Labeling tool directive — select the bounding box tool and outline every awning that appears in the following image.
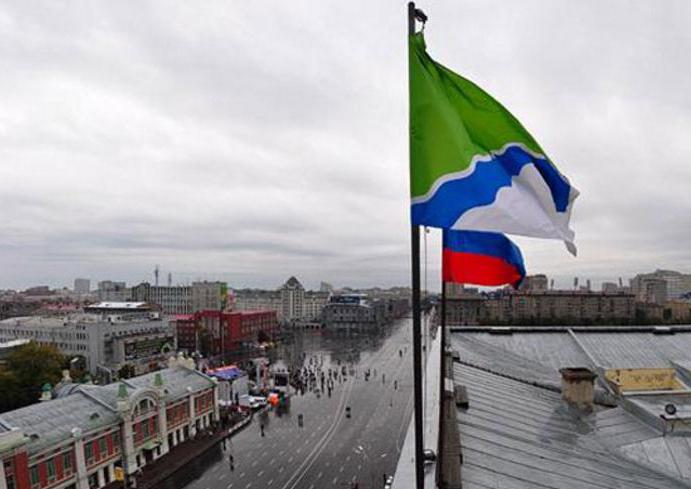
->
[140,439,161,451]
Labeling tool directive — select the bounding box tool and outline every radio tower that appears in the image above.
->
[154,265,160,286]
[167,272,172,287]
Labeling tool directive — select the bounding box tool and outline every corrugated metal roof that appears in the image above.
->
[455,363,689,489]
[453,330,691,371]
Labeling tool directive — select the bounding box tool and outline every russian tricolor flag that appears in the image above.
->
[443,229,526,289]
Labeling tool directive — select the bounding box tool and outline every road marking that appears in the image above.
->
[227,484,233,489]
[346,455,350,461]
[332,477,338,485]
[257,470,264,477]
[251,460,258,467]
[267,479,273,486]
[288,456,293,463]
[246,483,253,489]
[239,472,245,479]
[219,473,227,480]
[339,466,344,473]
[279,466,284,473]
[317,472,322,479]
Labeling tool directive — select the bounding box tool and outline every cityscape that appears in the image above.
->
[1,2,691,489]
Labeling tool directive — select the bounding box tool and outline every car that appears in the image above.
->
[384,475,394,488]
[250,396,267,407]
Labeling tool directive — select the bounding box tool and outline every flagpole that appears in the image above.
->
[408,2,425,488]
[438,242,447,480]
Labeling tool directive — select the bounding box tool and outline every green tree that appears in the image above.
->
[5,341,64,410]
[0,367,20,413]
[117,364,135,380]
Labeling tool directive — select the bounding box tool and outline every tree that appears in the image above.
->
[4,341,64,411]
[117,364,136,380]
[0,367,20,413]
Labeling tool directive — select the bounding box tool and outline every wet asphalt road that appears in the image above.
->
[176,318,414,489]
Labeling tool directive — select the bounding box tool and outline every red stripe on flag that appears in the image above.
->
[443,249,523,287]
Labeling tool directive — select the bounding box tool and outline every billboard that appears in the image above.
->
[124,335,175,361]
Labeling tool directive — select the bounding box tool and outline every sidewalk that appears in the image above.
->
[103,412,253,489]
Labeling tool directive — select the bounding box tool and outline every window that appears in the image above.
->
[6,475,15,489]
[85,441,94,463]
[142,421,150,439]
[112,431,120,448]
[47,459,56,480]
[99,437,107,456]
[63,453,72,473]
[30,466,39,487]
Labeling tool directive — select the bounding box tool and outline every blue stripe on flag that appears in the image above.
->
[412,145,571,228]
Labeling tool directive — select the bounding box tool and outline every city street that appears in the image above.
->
[168,319,415,489]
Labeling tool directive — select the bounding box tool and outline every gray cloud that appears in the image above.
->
[0,0,690,291]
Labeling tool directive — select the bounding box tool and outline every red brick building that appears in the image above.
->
[173,310,278,355]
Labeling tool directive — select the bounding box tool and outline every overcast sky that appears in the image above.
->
[1,1,690,292]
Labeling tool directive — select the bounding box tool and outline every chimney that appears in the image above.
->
[560,367,597,412]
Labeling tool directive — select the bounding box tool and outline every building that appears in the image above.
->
[279,276,304,321]
[130,282,227,315]
[97,281,128,302]
[303,291,330,321]
[518,274,548,292]
[234,278,329,322]
[427,326,691,488]
[601,281,619,293]
[73,279,90,295]
[233,289,282,317]
[0,310,175,378]
[631,270,691,302]
[446,290,636,326]
[0,362,218,489]
[631,275,668,304]
[321,294,385,330]
[174,310,278,355]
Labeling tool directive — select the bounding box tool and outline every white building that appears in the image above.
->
[130,281,227,314]
[280,276,304,321]
[97,281,128,302]
[631,270,691,301]
[0,311,175,378]
[73,279,91,295]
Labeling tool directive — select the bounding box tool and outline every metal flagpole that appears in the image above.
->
[438,243,447,482]
[408,3,425,488]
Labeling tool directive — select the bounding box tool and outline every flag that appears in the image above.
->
[409,32,579,254]
[443,229,526,288]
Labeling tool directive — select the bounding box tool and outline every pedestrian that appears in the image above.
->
[394,380,398,390]
[260,424,265,437]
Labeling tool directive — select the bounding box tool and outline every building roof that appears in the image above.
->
[85,302,149,310]
[450,328,691,487]
[0,366,214,456]
[0,391,120,455]
[454,363,688,489]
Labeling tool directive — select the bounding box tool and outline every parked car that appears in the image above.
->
[239,395,262,410]
[384,475,394,488]
[250,395,267,407]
